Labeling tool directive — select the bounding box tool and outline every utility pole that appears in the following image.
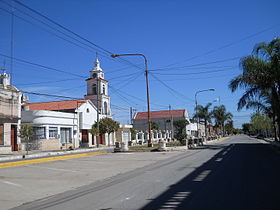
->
[111,53,152,147]
[96,78,100,148]
[169,105,174,139]
[130,107,133,125]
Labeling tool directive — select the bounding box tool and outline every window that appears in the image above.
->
[49,127,58,138]
[86,108,90,113]
[103,84,106,95]
[33,127,46,140]
[60,128,72,144]
[104,101,108,115]
[92,84,97,95]
[0,124,4,145]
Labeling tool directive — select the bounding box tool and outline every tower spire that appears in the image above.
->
[1,60,6,74]
[95,52,101,69]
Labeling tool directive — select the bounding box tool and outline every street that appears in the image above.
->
[1,135,280,210]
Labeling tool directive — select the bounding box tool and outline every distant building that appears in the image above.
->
[133,109,189,137]
[133,109,205,138]
[0,68,24,153]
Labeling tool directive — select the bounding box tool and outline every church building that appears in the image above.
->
[0,65,24,153]
[22,58,113,149]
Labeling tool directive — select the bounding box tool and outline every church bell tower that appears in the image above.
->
[84,57,111,117]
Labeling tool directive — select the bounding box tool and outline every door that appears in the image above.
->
[81,130,88,143]
[11,125,18,151]
[60,128,71,144]
[0,124,4,146]
[99,135,103,145]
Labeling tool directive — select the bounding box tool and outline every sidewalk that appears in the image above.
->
[249,135,280,150]
[0,146,114,162]
[263,137,280,149]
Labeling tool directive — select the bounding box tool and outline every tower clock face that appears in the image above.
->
[92,73,97,78]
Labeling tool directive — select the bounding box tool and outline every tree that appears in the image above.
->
[194,103,212,138]
[211,105,233,136]
[225,120,234,135]
[18,124,33,155]
[151,121,159,130]
[130,128,137,140]
[250,112,272,137]
[91,118,120,145]
[173,119,189,143]
[242,123,252,134]
[229,38,280,140]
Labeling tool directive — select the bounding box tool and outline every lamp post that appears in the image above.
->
[195,88,215,138]
[111,53,153,147]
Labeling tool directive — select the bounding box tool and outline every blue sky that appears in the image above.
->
[0,0,279,127]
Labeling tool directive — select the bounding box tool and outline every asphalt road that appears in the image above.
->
[2,135,280,210]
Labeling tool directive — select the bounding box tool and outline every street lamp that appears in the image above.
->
[195,88,215,138]
[111,53,153,147]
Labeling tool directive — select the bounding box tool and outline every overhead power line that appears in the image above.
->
[0,2,129,67]
[159,24,280,68]
[0,52,144,84]
[151,57,240,72]
[0,52,86,78]
[22,90,130,111]
[152,68,236,76]
[10,0,143,71]
[150,73,194,103]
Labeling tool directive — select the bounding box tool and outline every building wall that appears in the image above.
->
[0,88,21,119]
[133,116,186,132]
[0,86,22,153]
[186,122,206,137]
[22,110,78,148]
[39,139,60,151]
[77,102,97,130]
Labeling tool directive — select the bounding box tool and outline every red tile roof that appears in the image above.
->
[134,110,186,120]
[23,99,87,111]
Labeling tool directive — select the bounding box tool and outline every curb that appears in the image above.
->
[0,147,114,163]
[0,151,110,168]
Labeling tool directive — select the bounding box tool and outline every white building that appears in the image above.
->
[22,99,99,149]
[0,68,23,153]
[186,120,206,137]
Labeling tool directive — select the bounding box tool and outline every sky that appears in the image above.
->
[0,0,279,127]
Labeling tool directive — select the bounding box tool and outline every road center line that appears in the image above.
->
[0,180,23,187]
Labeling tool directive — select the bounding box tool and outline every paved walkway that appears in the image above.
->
[0,147,114,162]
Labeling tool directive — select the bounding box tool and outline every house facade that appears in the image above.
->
[0,70,23,153]
[22,99,98,149]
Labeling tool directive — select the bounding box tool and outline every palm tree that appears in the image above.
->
[194,103,212,138]
[211,105,233,136]
[243,93,277,140]
[229,37,280,140]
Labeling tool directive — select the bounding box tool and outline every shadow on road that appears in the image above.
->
[140,142,280,210]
